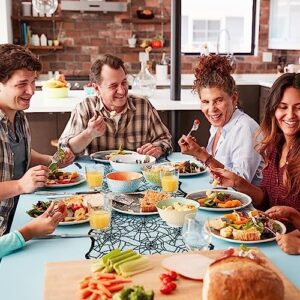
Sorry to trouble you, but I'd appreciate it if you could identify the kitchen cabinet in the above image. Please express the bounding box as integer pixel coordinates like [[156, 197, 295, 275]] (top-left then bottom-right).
[[259, 86, 270, 122], [268, 0, 300, 50]]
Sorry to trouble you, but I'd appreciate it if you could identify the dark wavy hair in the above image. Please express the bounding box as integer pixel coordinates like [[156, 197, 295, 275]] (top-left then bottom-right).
[[90, 54, 127, 84], [0, 44, 41, 83], [256, 73, 300, 196], [193, 54, 237, 97]]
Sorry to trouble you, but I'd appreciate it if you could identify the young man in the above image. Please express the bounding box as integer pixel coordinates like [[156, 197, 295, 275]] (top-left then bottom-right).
[[59, 54, 172, 158], [0, 44, 73, 235]]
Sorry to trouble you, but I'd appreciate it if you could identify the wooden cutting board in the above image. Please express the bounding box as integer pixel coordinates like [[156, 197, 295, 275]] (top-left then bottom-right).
[[44, 250, 300, 300]]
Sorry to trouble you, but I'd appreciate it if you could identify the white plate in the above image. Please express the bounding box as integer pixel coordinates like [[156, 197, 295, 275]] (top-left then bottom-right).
[[111, 192, 158, 216], [209, 220, 286, 244], [90, 150, 136, 164], [186, 189, 252, 211], [58, 219, 89, 226], [45, 173, 86, 188], [171, 161, 207, 177]]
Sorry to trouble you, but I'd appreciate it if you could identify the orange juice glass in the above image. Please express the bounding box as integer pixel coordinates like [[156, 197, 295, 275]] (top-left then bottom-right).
[[85, 164, 104, 190], [87, 193, 112, 231], [160, 168, 179, 194]]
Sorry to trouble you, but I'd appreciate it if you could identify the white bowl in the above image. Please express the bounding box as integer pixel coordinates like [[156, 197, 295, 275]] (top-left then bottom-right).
[[156, 197, 200, 227], [42, 87, 69, 98], [109, 154, 156, 172]]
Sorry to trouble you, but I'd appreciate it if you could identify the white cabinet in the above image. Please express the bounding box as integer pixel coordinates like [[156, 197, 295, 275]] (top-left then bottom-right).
[[268, 0, 300, 50]]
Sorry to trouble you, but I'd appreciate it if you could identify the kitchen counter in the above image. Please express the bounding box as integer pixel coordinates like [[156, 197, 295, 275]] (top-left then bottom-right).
[[28, 73, 279, 113]]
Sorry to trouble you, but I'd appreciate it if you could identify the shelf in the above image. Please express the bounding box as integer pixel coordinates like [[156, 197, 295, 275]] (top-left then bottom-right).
[[27, 46, 63, 50], [122, 47, 168, 53], [12, 15, 62, 21], [121, 17, 169, 24]]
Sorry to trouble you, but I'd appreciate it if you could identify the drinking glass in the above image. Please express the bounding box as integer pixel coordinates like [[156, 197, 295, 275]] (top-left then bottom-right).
[[87, 193, 112, 232], [85, 164, 104, 191], [160, 167, 179, 196], [182, 213, 211, 251]]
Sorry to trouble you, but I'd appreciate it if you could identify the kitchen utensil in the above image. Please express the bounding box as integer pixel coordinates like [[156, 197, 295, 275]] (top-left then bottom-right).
[[187, 119, 200, 136], [33, 233, 97, 240]]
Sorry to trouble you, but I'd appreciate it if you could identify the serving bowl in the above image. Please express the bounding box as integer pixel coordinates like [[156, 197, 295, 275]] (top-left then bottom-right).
[[110, 154, 156, 172], [156, 197, 200, 227], [142, 163, 172, 187], [106, 171, 143, 193], [42, 87, 69, 98]]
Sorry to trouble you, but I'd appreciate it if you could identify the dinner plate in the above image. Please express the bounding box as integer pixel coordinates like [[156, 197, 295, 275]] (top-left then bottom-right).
[[171, 161, 207, 177], [209, 220, 286, 244], [110, 192, 158, 216], [45, 173, 86, 188], [186, 189, 252, 211], [90, 150, 136, 164], [58, 219, 89, 226]]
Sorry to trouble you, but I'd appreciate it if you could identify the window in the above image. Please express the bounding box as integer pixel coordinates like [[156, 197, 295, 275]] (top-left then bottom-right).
[[181, 0, 256, 55], [0, 0, 12, 44]]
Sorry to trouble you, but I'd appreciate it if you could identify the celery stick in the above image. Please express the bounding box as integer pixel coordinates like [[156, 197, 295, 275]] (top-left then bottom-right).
[[91, 260, 105, 273], [102, 248, 121, 265], [119, 256, 151, 277], [107, 249, 136, 267], [113, 254, 141, 274]]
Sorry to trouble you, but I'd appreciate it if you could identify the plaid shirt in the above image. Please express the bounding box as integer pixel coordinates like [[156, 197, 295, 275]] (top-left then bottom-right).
[[0, 110, 31, 236], [59, 95, 172, 155]]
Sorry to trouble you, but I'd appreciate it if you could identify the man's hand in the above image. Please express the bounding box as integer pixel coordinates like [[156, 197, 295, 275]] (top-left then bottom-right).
[[17, 165, 49, 194], [137, 143, 163, 158], [84, 113, 106, 139]]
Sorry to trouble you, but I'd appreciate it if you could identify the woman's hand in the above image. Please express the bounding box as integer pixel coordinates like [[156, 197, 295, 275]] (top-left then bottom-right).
[[19, 202, 64, 241], [266, 206, 298, 221], [178, 135, 205, 159], [210, 167, 241, 189], [276, 230, 300, 255]]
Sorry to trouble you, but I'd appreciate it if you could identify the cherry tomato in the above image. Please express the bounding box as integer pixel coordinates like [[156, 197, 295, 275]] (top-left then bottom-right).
[[194, 119, 200, 125], [168, 271, 178, 280], [166, 281, 177, 291], [162, 277, 172, 284], [160, 284, 173, 295], [159, 273, 171, 281]]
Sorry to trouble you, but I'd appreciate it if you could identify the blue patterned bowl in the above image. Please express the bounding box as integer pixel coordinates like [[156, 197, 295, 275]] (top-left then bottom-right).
[[106, 171, 143, 193]]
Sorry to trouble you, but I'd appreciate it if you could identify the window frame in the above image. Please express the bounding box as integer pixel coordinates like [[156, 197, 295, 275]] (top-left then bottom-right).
[[181, 0, 257, 56]]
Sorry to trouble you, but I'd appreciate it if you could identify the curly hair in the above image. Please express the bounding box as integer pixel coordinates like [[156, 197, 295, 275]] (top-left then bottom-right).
[[90, 54, 127, 84], [193, 54, 237, 96], [256, 73, 300, 197], [0, 44, 41, 83]]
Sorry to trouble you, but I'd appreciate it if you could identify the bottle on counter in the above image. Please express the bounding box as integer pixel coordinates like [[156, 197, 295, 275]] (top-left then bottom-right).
[[40, 34, 47, 47]]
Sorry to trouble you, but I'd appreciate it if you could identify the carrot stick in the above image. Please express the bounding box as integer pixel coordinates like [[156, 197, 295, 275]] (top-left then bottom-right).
[[97, 283, 112, 297], [102, 279, 132, 286], [80, 288, 93, 299], [90, 293, 100, 300], [95, 273, 116, 279], [80, 281, 89, 289], [107, 284, 124, 292]]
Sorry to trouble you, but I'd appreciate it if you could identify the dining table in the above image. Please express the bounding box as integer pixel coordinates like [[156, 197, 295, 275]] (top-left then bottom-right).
[[0, 152, 299, 300]]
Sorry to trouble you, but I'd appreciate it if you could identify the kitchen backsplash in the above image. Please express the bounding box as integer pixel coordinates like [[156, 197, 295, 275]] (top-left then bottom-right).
[[12, 0, 300, 76]]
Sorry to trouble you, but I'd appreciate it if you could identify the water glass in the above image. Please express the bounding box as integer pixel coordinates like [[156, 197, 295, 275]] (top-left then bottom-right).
[[160, 167, 179, 196], [182, 213, 211, 251], [85, 164, 104, 191], [87, 193, 112, 231]]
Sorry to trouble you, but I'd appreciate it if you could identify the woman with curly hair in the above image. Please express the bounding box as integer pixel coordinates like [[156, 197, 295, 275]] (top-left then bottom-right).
[[211, 72, 300, 211], [178, 54, 262, 184]]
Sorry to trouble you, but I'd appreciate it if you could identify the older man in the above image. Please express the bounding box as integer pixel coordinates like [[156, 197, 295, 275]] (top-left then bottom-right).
[[0, 44, 73, 235], [59, 54, 172, 158]]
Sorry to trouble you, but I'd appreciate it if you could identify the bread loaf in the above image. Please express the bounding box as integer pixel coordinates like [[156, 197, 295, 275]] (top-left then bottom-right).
[[202, 256, 284, 300]]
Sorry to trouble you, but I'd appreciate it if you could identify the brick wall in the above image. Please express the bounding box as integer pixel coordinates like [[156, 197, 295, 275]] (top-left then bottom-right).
[[12, 0, 300, 76]]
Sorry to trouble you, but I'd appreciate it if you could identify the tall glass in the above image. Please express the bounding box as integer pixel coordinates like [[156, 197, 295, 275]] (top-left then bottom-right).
[[182, 213, 211, 251], [85, 164, 104, 191], [160, 168, 179, 196], [87, 193, 112, 232]]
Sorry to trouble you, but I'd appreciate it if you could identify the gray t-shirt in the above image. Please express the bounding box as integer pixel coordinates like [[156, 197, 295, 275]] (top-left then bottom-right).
[[8, 119, 27, 180]]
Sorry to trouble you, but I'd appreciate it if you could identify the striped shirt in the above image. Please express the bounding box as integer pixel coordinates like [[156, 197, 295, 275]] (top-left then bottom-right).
[[59, 95, 172, 155], [0, 110, 31, 236]]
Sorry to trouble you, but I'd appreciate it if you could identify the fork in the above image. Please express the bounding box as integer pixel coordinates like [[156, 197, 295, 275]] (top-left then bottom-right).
[[49, 148, 65, 169], [187, 119, 200, 136], [251, 216, 276, 236]]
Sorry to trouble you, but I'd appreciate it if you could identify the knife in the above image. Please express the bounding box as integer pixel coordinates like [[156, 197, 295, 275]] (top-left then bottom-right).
[[33, 233, 98, 240], [34, 191, 100, 196]]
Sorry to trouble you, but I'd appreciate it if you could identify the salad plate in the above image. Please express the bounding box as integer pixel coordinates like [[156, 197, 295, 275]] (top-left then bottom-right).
[[90, 150, 136, 164], [186, 189, 252, 211], [45, 173, 86, 188]]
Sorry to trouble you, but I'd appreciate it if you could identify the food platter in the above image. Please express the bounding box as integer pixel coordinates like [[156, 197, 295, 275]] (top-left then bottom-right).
[[209, 220, 286, 244], [110, 192, 159, 216], [186, 189, 252, 211], [45, 173, 86, 188], [171, 161, 207, 177], [90, 150, 136, 164]]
